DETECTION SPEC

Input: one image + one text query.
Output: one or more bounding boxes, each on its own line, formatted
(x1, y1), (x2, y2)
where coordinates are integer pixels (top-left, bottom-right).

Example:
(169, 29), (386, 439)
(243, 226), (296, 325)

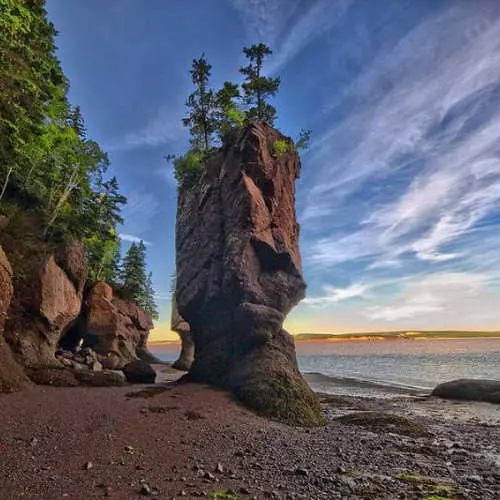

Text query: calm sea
(152, 338), (500, 391)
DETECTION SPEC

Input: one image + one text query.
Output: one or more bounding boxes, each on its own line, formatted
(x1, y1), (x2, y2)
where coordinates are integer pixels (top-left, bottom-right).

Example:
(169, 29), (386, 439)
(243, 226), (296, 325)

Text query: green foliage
(209, 491), (239, 499)
(295, 128), (312, 151)
(182, 55), (217, 152)
(167, 149), (205, 187)
(240, 43), (280, 124)
(118, 241), (159, 320)
(394, 473), (456, 498)
(215, 81), (245, 143)
(0, 0), (126, 283)
(272, 139), (292, 157)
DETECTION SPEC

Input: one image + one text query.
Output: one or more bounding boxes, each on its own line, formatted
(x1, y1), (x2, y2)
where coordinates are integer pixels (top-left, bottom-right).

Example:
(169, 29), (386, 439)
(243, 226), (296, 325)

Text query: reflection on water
(151, 338), (500, 390)
(296, 338), (500, 389)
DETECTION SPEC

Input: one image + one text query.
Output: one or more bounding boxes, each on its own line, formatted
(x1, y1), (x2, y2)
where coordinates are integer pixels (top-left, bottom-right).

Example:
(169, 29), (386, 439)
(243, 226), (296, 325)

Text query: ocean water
(152, 338), (500, 391)
(296, 338), (500, 390)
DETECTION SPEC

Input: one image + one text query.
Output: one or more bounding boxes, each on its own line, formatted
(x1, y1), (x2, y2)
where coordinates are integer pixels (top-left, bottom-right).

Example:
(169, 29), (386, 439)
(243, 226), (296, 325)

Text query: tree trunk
(0, 167), (13, 203)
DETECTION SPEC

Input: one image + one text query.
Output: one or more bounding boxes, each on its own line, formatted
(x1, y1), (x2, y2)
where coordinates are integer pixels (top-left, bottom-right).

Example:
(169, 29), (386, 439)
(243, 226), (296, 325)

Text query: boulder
(84, 281), (154, 365)
(73, 369), (127, 387)
(122, 360), (156, 384)
(175, 123), (323, 426)
(432, 379), (500, 404)
(0, 246), (28, 392)
(171, 295), (194, 371)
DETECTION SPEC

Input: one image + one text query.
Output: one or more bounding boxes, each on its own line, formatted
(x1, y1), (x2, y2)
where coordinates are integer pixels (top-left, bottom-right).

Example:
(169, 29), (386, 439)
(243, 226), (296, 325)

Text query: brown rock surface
(171, 295), (194, 371)
(175, 123), (323, 426)
(3, 242), (86, 367)
(0, 246), (27, 392)
(84, 281), (154, 365)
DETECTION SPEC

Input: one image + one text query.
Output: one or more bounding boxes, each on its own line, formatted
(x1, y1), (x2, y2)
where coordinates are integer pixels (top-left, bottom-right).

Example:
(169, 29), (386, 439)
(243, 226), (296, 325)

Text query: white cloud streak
(230, 0), (352, 74)
(305, 4), (500, 269)
(364, 272), (497, 322)
(303, 283), (368, 307)
(119, 233), (152, 246)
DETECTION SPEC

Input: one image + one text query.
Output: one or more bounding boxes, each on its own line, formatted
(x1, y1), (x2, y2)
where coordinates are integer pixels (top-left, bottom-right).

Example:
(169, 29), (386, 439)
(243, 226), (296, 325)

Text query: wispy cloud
(121, 191), (161, 236)
(109, 99), (187, 152)
(230, 0), (352, 74)
(119, 233), (152, 246)
(304, 4), (500, 271)
(303, 283), (368, 307)
(364, 272), (497, 322)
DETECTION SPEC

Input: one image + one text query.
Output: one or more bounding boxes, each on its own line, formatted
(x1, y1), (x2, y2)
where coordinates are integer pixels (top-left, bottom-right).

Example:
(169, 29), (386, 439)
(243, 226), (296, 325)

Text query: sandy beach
(0, 365), (498, 499)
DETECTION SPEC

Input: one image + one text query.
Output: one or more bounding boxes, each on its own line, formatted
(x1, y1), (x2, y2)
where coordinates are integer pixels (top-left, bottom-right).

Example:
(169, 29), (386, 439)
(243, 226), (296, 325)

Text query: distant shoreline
(294, 330), (500, 342)
(150, 331), (500, 346)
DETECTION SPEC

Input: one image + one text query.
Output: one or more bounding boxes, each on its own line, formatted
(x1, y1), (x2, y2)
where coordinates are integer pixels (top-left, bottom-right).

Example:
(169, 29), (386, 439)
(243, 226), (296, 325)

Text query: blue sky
(46, 0), (500, 338)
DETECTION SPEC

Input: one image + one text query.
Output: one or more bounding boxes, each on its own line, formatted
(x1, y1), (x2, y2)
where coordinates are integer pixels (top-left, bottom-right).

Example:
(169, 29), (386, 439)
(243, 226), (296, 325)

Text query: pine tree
(120, 241), (147, 302)
(240, 43), (280, 125)
(119, 241), (158, 320)
(215, 81), (245, 143)
(144, 272), (159, 320)
(182, 55), (217, 153)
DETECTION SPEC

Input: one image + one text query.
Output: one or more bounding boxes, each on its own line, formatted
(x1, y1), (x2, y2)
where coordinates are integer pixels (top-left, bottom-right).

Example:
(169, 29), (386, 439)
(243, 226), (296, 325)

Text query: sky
(46, 0), (500, 340)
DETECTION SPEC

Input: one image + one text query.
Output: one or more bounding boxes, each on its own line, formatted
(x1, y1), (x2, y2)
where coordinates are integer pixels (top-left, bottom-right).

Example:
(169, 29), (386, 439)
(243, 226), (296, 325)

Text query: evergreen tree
(182, 55), (217, 152)
(215, 81), (245, 143)
(144, 272), (159, 320)
(0, 1), (127, 283)
(120, 241), (147, 301)
(119, 241), (158, 320)
(240, 43), (280, 125)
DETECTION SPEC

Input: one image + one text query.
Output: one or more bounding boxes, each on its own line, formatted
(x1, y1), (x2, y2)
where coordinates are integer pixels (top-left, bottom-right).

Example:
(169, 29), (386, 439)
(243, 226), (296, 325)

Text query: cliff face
(0, 246), (27, 392)
(175, 123), (323, 426)
(0, 213), (155, 389)
(3, 239), (87, 367)
(84, 281), (155, 367)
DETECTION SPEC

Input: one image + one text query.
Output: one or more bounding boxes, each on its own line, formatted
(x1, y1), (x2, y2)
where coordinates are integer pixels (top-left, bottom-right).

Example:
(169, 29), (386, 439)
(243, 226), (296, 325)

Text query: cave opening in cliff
(58, 316), (86, 352)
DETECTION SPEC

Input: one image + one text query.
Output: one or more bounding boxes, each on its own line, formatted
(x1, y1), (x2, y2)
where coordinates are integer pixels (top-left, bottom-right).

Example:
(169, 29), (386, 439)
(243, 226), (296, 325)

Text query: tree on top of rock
(119, 241), (158, 319)
(182, 55), (217, 153)
(240, 43), (280, 125)
(215, 81), (245, 143)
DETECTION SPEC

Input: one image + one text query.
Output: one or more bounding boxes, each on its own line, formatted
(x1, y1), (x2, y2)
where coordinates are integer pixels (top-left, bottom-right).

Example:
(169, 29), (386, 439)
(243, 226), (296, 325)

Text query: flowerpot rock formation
(175, 123), (323, 426)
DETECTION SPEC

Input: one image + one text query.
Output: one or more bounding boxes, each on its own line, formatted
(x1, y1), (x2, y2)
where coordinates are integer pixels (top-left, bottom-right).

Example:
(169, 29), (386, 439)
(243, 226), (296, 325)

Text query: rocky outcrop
(84, 281), (154, 367)
(0, 246), (27, 392)
(122, 359), (156, 384)
(432, 379), (500, 404)
(171, 296), (194, 371)
(3, 240), (87, 367)
(175, 123), (323, 426)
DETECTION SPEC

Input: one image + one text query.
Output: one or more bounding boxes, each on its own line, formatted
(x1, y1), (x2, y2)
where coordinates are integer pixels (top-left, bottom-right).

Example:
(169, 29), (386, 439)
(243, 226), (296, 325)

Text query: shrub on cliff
(167, 149), (205, 187)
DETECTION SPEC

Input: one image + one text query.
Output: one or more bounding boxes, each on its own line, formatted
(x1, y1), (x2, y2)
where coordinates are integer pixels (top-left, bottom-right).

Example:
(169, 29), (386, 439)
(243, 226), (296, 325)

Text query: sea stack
(175, 122), (323, 426)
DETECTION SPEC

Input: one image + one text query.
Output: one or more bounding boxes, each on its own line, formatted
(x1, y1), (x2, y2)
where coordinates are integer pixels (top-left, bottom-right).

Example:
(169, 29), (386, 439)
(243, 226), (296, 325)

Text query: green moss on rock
(235, 371), (325, 427)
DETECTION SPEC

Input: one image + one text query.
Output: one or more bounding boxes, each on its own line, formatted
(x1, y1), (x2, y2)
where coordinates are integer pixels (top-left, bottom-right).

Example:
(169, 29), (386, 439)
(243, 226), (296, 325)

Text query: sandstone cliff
(0, 212), (156, 388)
(0, 246), (28, 392)
(3, 236), (87, 367)
(83, 281), (156, 367)
(175, 123), (323, 426)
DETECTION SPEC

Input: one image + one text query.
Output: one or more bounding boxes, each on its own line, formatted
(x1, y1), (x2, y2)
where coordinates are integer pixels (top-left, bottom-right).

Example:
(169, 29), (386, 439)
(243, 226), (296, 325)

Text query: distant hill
(294, 331), (500, 341)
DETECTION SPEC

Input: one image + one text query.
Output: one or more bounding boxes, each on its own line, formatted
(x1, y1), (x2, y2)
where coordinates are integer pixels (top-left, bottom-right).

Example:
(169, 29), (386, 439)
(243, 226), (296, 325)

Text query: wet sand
(0, 366), (498, 499)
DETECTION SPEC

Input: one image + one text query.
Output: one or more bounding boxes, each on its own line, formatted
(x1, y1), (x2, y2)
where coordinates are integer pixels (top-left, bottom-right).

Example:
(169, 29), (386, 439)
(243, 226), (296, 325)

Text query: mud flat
(0, 365), (498, 499)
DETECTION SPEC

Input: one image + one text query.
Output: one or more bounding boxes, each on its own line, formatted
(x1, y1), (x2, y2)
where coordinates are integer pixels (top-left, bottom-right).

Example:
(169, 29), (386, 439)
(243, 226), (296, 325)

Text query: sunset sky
(46, 0), (500, 341)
